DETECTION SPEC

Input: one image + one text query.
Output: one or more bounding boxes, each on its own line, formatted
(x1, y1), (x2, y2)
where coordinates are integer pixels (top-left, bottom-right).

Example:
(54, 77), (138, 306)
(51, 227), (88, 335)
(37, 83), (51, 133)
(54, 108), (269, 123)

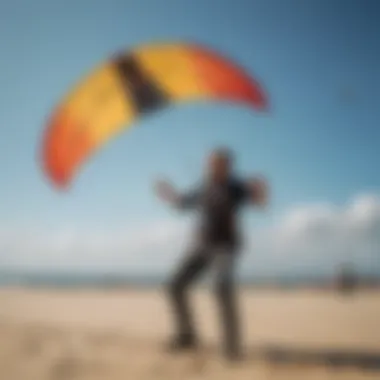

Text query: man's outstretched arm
(242, 176), (269, 207)
(154, 179), (200, 209)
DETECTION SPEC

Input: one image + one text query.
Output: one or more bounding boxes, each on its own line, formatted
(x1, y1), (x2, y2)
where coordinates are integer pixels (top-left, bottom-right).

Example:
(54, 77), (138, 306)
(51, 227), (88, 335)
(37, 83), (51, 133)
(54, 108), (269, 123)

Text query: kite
(41, 42), (268, 189)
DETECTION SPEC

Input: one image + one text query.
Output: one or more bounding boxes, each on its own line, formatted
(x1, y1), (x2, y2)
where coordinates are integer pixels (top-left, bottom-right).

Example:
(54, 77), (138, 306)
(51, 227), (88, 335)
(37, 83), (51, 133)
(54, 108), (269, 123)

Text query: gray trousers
(167, 244), (240, 353)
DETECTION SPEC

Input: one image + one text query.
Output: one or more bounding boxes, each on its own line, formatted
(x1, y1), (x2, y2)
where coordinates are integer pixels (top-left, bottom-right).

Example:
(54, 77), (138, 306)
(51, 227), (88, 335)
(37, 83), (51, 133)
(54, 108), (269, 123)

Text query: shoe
(224, 348), (244, 362)
(165, 334), (198, 353)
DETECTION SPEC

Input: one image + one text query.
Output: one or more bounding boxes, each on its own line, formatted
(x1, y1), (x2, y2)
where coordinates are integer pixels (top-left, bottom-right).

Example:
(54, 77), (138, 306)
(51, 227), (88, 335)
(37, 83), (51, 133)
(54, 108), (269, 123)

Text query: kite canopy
(42, 42), (268, 189)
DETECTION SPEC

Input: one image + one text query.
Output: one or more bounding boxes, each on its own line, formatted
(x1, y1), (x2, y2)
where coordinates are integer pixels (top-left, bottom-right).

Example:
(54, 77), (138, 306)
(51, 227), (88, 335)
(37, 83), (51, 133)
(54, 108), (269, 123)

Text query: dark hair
(213, 147), (234, 165)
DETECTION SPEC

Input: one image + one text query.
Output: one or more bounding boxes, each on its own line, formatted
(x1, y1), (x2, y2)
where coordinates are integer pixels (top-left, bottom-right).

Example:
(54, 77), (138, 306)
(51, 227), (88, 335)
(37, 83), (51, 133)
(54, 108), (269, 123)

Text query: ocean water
(0, 271), (347, 289)
(0, 272), (166, 288)
(0, 270), (378, 289)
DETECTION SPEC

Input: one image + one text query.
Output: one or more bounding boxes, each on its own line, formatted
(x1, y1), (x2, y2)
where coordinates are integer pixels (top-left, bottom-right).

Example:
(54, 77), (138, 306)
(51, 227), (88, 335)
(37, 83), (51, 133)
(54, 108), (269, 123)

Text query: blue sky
(0, 0), (379, 275)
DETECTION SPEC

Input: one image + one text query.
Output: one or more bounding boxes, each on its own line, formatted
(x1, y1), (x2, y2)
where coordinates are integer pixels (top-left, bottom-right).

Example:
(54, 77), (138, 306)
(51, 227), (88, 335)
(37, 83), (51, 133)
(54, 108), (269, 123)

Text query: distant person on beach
(154, 147), (269, 360)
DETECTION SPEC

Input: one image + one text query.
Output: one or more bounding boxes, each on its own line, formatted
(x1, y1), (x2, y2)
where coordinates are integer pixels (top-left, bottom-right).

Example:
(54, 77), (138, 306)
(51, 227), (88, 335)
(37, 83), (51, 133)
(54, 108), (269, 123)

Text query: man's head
(207, 147), (234, 182)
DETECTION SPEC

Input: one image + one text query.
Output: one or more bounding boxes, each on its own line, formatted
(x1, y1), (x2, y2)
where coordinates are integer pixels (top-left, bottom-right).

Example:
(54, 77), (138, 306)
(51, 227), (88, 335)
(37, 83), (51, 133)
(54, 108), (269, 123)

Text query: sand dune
(0, 288), (379, 379)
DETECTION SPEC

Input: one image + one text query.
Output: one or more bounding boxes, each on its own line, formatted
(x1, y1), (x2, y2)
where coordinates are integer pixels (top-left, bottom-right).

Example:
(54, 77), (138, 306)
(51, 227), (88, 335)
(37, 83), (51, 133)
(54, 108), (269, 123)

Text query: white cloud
(247, 193), (380, 276)
(0, 220), (189, 273)
(0, 193), (379, 276)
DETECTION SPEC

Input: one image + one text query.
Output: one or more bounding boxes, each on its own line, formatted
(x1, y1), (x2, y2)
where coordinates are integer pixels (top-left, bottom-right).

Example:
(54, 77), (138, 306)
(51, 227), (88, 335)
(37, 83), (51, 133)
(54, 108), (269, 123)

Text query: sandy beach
(0, 287), (379, 380)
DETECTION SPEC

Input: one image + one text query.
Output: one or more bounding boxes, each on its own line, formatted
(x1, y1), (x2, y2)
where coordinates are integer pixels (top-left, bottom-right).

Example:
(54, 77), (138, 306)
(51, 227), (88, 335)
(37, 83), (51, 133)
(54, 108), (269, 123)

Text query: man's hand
(153, 179), (180, 204)
(246, 176), (269, 207)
